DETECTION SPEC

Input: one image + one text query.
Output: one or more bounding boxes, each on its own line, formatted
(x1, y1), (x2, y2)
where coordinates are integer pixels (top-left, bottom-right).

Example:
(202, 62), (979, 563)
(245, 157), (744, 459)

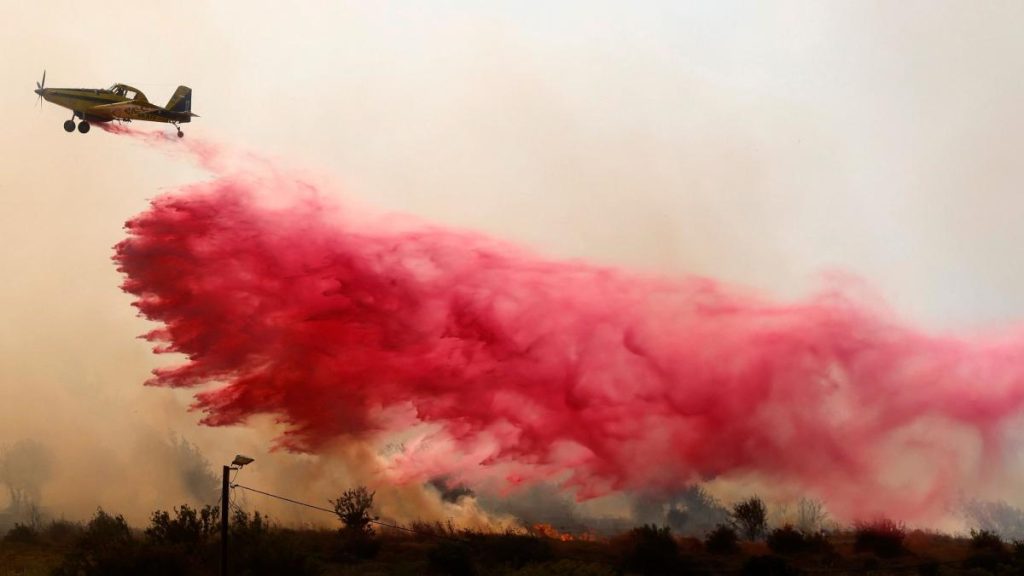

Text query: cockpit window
(109, 85), (142, 100)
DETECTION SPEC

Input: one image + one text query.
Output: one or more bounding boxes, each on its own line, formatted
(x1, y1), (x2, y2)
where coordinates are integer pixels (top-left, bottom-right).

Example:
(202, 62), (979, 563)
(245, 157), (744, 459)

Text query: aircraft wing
(89, 101), (161, 120)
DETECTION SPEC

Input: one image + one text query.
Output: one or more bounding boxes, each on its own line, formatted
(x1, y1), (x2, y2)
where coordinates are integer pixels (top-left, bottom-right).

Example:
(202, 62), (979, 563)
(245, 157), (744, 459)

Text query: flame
(530, 523), (599, 542)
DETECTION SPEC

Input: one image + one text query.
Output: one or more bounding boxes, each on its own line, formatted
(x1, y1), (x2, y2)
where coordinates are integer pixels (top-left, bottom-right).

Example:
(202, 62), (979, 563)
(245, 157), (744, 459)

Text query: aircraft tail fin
(165, 86), (193, 114)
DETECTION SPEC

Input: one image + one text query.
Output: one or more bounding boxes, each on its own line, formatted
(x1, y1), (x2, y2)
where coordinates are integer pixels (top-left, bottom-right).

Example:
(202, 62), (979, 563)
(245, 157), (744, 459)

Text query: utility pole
(220, 455), (254, 576)
(221, 464), (229, 576)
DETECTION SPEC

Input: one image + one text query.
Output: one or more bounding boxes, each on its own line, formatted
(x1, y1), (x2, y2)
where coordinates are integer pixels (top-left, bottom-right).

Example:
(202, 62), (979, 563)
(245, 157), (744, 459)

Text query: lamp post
(222, 454), (254, 576)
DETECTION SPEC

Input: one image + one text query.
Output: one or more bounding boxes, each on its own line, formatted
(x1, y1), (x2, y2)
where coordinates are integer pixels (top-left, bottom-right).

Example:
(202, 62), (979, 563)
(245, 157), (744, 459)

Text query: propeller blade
(34, 70), (46, 109)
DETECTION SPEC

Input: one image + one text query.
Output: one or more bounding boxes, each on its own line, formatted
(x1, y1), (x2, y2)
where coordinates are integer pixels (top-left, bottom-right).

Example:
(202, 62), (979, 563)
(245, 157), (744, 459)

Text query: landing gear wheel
(63, 120), (75, 132)
(176, 129), (184, 138)
(77, 121), (91, 134)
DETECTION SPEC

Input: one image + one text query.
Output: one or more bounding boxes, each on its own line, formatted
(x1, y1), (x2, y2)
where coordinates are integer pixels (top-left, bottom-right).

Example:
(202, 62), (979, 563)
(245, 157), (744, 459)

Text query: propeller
(34, 70), (46, 107)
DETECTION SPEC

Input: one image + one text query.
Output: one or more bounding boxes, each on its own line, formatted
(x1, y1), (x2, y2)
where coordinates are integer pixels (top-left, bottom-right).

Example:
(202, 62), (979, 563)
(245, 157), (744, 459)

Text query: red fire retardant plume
(113, 129), (1024, 520)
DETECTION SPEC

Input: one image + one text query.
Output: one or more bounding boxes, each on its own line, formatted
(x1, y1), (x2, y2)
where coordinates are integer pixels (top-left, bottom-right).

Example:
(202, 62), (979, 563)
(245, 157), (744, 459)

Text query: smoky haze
(2, 1), (1024, 531)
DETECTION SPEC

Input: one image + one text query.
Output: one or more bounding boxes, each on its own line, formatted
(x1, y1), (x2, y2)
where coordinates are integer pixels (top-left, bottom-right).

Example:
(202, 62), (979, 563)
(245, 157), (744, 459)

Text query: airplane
(33, 71), (197, 137)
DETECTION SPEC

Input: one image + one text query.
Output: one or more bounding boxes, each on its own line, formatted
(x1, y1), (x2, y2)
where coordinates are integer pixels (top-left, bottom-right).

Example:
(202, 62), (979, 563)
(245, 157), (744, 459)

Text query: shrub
(242, 531), (323, 576)
(3, 522), (38, 543)
(476, 533), (553, 570)
(515, 559), (618, 576)
(766, 525), (832, 555)
(732, 496), (768, 540)
(969, 528), (1004, 552)
(964, 550), (1009, 573)
(331, 486), (376, 536)
(51, 508), (140, 576)
(741, 554), (800, 576)
(916, 558), (940, 576)
(853, 518), (906, 558)
(79, 508), (133, 552)
(412, 519), (460, 540)
(230, 510), (322, 576)
(617, 524), (680, 576)
(336, 526), (381, 560)
(428, 540), (475, 576)
(705, 523), (740, 554)
(766, 525), (806, 555)
(1012, 539), (1024, 560)
(331, 486), (380, 560)
(44, 518), (82, 546)
(145, 503), (219, 546)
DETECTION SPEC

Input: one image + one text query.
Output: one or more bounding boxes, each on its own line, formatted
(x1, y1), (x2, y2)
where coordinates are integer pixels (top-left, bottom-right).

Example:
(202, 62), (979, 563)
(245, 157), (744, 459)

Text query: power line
(230, 483), (466, 542)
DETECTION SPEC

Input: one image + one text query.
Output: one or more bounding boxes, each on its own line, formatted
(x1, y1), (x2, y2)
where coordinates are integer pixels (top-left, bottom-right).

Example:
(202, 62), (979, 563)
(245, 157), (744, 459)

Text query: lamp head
(231, 455), (255, 468)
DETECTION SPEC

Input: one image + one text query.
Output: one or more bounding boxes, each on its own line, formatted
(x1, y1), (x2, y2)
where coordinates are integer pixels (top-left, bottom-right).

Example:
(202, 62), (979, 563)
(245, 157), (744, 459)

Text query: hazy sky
(2, 1), (1024, 523)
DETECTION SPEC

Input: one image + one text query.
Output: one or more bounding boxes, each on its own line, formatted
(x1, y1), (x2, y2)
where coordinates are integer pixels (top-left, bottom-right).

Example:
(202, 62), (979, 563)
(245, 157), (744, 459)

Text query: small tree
(331, 486), (377, 536)
(331, 486), (380, 559)
(731, 496), (768, 541)
(796, 498), (829, 533)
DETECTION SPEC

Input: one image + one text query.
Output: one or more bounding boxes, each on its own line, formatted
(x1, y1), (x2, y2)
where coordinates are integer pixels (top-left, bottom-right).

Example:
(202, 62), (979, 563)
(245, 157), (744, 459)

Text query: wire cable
(231, 483), (466, 541)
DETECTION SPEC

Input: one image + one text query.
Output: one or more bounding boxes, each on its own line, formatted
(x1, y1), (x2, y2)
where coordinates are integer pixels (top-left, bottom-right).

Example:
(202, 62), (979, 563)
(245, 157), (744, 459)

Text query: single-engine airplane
(33, 71), (197, 137)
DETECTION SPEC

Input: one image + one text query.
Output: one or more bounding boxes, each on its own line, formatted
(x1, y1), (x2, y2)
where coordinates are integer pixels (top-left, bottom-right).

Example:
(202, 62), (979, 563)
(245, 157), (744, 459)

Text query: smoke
(101, 127), (1024, 525)
(639, 486), (731, 537)
(0, 439), (53, 524)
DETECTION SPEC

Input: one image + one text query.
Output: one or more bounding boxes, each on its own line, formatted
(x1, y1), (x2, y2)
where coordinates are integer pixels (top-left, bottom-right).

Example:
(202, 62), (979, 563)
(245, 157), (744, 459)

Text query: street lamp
(222, 454), (254, 576)
(231, 455), (255, 468)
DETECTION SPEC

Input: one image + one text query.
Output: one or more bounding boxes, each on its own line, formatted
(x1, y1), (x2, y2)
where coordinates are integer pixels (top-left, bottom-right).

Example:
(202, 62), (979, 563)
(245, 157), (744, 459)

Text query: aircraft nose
(34, 88), (43, 96)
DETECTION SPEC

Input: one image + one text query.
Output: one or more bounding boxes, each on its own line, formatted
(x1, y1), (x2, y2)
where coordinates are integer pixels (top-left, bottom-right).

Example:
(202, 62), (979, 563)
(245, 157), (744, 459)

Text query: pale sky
(2, 1), (1024, 523)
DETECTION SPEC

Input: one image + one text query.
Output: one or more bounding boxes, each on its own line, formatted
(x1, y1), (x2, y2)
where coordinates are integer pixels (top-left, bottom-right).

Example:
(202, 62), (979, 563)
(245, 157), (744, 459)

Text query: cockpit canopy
(108, 83), (148, 102)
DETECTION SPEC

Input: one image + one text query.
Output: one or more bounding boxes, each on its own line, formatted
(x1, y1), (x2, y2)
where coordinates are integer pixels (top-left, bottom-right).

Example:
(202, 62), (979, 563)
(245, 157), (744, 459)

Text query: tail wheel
(63, 120), (75, 132)
(78, 121), (90, 134)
